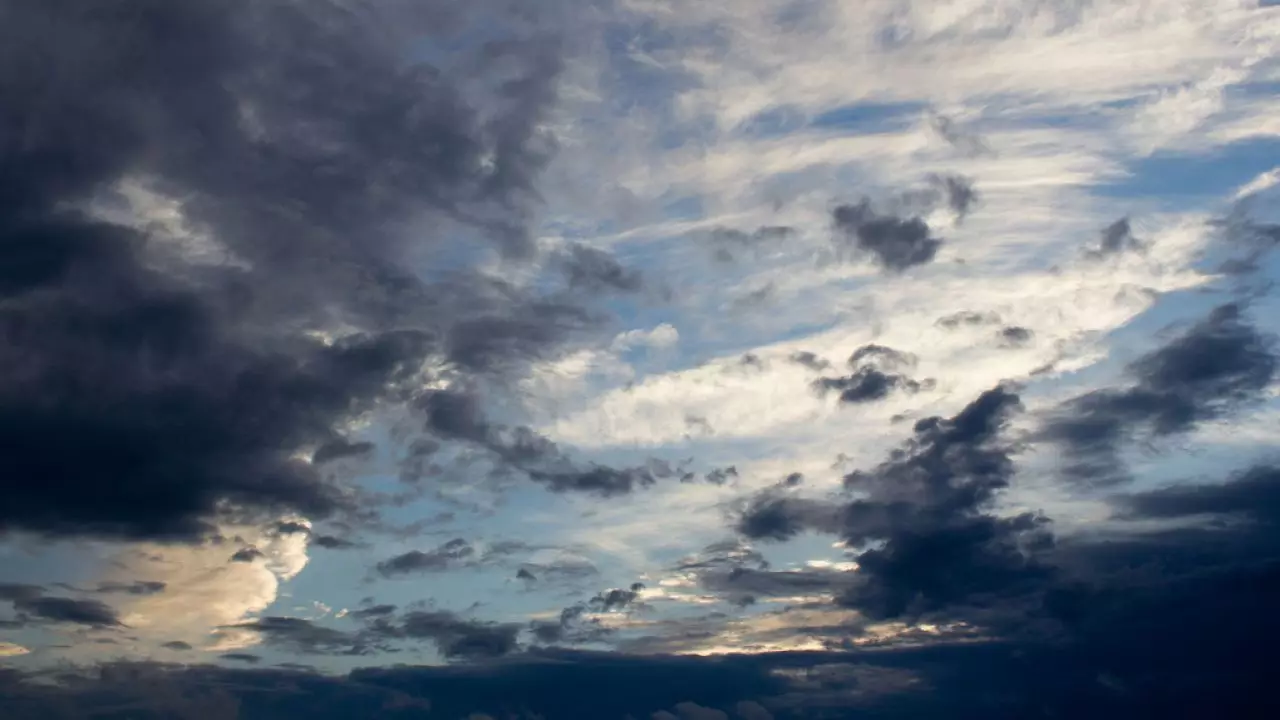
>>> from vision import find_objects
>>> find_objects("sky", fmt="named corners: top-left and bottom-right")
top-left (3, 0), bottom-right (1280, 718)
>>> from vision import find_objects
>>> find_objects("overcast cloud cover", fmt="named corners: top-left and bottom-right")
top-left (3, 0), bottom-right (1280, 718)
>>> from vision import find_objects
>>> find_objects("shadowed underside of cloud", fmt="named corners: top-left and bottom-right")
top-left (0, 0), bottom-right (604, 542)
top-left (1043, 303), bottom-right (1275, 483)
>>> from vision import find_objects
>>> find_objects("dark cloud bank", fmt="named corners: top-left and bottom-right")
top-left (6, 305), bottom-right (1280, 717)
top-left (0, 0), bottom-right (650, 543)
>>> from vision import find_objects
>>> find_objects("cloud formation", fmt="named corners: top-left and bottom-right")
top-left (831, 201), bottom-right (942, 272)
top-left (1043, 304), bottom-right (1275, 483)
top-left (0, 0), bottom-right (592, 542)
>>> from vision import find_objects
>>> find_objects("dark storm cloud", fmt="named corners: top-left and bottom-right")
top-left (1113, 464), bottom-right (1280, 525)
top-left (1043, 304), bottom-right (1275, 483)
top-left (832, 200), bottom-right (942, 272)
top-left (557, 243), bottom-right (643, 293)
top-left (375, 538), bottom-right (475, 577)
top-left (95, 580), bottom-right (166, 596)
top-left (0, 0), bottom-right (585, 542)
top-left (7, 637), bottom-right (1280, 719)
top-left (161, 640), bottom-right (192, 651)
top-left (220, 653), bottom-right (262, 664)
top-left (0, 651), bottom-right (807, 720)
top-left (740, 385), bottom-right (1049, 621)
top-left (12, 476), bottom-right (1280, 718)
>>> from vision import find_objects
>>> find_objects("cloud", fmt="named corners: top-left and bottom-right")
top-left (787, 352), bottom-right (830, 371)
top-left (376, 538), bottom-right (475, 578)
top-left (223, 616), bottom-right (365, 656)
top-left (936, 310), bottom-right (1001, 329)
top-left (706, 226), bottom-right (796, 263)
top-left (813, 368), bottom-right (930, 404)
top-left (1087, 218), bottom-right (1144, 258)
top-left (418, 388), bottom-right (673, 496)
top-left (349, 604), bottom-right (399, 620)
top-left (94, 522), bottom-right (312, 651)
top-left (813, 344), bottom-right (934, 404)
top-left (739, 385), bottom-right (1049, 621)
top-left (0, 642), bottom-right (30, 657)
top-left (312, 535), bottom-right (360, 550)
top-left (558, 243), bottom-right (644, 293)
top-left (397, 611), bottom-right (522, 660)
top-left (831, 201), bottom-right (943, 272)
top-left (1043, 304), bottom-right (1276, 483)
top-left (311, 439), bottom-right (377, 466)
top-left (230, 547), bottom-right (265, 563)
top-left (0, 0), bottom-right (587, 542)
top-left (95, 581), bottom-right (167, 596)
top-left (0, 585), bottom-right (121, 627)
top-left (1113, 464), bottom-right (1280, 525)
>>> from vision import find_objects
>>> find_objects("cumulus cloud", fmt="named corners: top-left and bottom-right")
top-left (93, 522), bottom-right (312, 651)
